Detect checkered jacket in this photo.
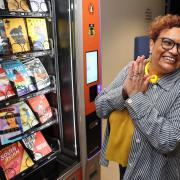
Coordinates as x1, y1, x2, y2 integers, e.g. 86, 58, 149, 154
95, 62, 180, 180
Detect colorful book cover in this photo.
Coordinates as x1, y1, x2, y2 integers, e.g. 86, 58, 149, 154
2, 60, 36, 97
6, 0, 30, 12
3, 18, 30, 53
0, 64, 15, 101
27, 95, 52, 124
0, 0, 5, 9
26, 18, 49, 50
19, 102, 39, 132
29, 0, 48, 12
22, 131, 52, 161
24, 58, 50, 90
0, 19, 10, 55
0, 142, 34, 180
0, 103, 23, 145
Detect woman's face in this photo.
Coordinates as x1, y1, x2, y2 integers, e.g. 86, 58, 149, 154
150, 27, 180, 77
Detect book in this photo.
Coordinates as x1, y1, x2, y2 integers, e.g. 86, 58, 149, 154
24, 58, 50, 90
0, 64, 15, 101
22, 131, 52, 161
26, 18, 49, 50
0, 19, 10, 55
0, 142, 34, 180
29, 0, 48, 12
6, 0, 30, 12
2, 60, 36, 97
3, 18, 30, 53
0, 0, 5, 9
0, 103, 23, 145
19, 102, 39, 132
27, 95, 52, 124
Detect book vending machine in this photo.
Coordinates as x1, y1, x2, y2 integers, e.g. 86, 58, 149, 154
0, 0, 102, 179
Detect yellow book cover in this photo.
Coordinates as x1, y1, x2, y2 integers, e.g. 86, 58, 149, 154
3, 18, 30, 53
19, 102, 39, 132
26, 18, 49, 50
6, 0, 30, 12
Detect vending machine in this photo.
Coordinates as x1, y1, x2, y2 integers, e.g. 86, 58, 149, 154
0, 0, 101, 179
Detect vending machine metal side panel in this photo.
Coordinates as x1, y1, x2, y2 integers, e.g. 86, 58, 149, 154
55, 0, 79, 157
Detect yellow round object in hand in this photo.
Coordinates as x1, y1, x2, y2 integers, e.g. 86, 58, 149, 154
144, 61, 150, 75
145, 61, 159, 84
149, 75, 158, 84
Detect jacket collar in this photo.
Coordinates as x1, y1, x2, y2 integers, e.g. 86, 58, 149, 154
157, 69, 180, 91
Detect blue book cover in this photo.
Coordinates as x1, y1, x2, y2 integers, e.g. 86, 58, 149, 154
2, 60, 36, 96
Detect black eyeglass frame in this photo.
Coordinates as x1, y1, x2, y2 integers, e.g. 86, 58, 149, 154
158, 37, 180, 55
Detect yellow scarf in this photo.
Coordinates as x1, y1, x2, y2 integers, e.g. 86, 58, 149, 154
105, 109, 134, 167
105, 61, 158, 166
145, 61, 159, 84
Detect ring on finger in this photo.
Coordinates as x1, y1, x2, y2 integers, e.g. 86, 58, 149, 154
129, 76, 133, 80
133, 74, 139, 77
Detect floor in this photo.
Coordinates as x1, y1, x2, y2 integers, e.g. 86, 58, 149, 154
100, 119, 119, 180
101, 162, 119, 180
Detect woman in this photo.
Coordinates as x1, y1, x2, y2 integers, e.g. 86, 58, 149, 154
95, 14, 180, 180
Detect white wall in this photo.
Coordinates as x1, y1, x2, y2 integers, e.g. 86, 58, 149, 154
100, 0, 165, 87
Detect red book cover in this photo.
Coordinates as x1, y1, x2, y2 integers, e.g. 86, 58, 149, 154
0, 65, 15, 101
0, 142, 34, 180
27, 95, 52, 124
22, 131, 52, 161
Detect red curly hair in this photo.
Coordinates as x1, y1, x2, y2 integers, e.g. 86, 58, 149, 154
149, 14, 180, 41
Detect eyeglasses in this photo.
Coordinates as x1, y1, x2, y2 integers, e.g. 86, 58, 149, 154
158, 37, 180, 55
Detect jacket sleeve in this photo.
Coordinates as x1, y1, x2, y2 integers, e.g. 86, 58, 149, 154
95, 62, 131, 119
125, 91, 180, 154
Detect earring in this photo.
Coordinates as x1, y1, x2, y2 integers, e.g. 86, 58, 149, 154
149, 51, 152, 60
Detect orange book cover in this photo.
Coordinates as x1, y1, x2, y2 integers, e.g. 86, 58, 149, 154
6, 0, 30, 12
27, 94, 52, 124
26, 18, 49, 50
3, 18, 30, 53
0, 142, 34, 180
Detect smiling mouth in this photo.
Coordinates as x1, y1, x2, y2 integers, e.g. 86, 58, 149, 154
162, 56, 176, 64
